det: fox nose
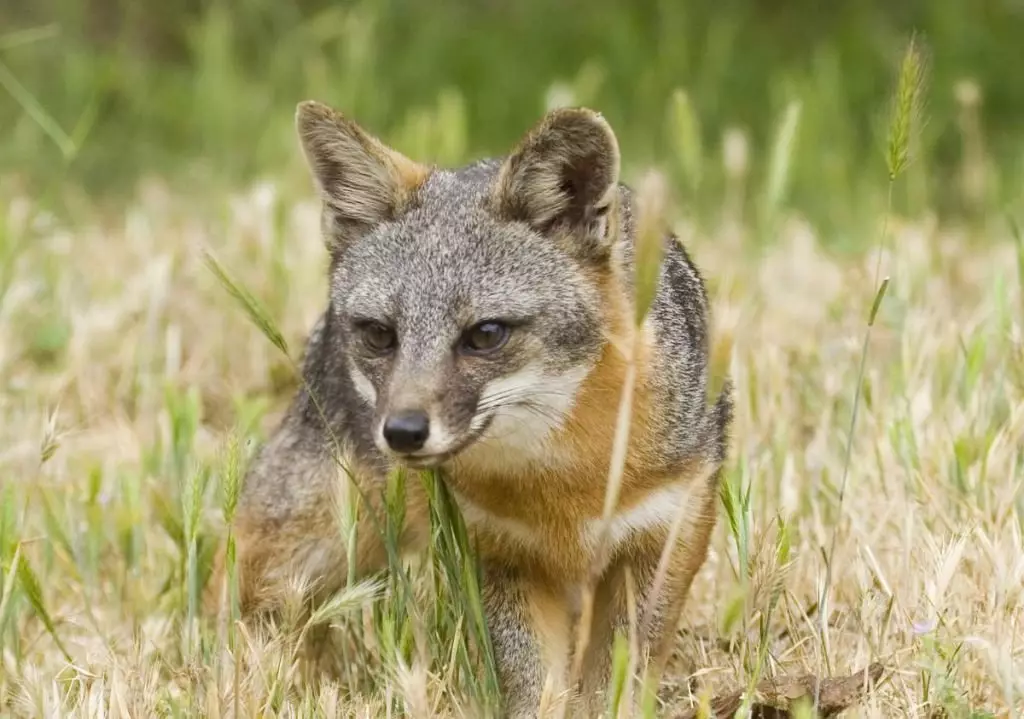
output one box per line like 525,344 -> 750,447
382,411 -> 430,453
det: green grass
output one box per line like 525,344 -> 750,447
1,7 -> 1023,718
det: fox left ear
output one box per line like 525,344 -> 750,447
492,107 -> 621,255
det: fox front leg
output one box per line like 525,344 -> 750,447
637,470 -> 722,677
205,448 -> 420,622
205,490 -> 375,625
481,566 -> 578,718
577,469 -> 723,709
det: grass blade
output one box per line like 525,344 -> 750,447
0,24 -> 60,50
0,59 -> 76,158
16,546 -> 72,662
203,250 -> 290,357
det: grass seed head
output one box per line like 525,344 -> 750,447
886,34 -> 929,181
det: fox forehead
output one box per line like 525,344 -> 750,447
331,163 -> 602,325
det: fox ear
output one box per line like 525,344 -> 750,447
492,107 -> 621,254
296,101 -> 429,251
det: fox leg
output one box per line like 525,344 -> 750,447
482,566 -> 577,718
207,495 -> 378,622
637,468 -> 721,677
577,466 -> 723,710
204,453 -> 428,624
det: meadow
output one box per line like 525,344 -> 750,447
1,2 -> 1023,716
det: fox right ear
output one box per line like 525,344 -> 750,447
492,107 -> 621,257
296,101 -> 430,251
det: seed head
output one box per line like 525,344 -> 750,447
886,34 -> 929,181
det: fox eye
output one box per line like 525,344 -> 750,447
356,321 -> 397,354
460,321 -> 510,356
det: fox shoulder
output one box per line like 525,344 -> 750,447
584,179 -> 732,474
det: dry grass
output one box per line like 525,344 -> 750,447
0,162 -> 1020,717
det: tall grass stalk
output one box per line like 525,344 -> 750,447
422,468 -> 501,713
761,99 -> 802,231
667,89 -> 703,198
0,59 -> 75,159
0,543 -> 23,650
181,462 -> 207,662
202,250 -> 386,541
15,543 -> 72,663
1010,215 -> 1024,315
214,429 -> 244,716
814,33 -> 927,710
0,24 -> 60,51
565,172 -> 668,714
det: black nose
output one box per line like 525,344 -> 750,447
382,411 -> 430,453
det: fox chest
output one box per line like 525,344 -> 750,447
449,481 -> 697,582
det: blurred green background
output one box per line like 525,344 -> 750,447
2,0 -> 1023,237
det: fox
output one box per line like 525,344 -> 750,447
205,99 -> 733,717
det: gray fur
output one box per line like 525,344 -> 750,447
323,158 -> 611,462
481,565 -> 547,718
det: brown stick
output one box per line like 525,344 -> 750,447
673,662 -> 885,719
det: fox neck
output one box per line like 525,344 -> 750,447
442,268 -> 665,523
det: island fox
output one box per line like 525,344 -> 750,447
206,100 -> 733,717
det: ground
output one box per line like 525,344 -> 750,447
0,175 -> 1020,717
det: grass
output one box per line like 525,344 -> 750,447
1,21 -> 1023,719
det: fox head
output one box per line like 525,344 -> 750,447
296,101 -> 631,469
